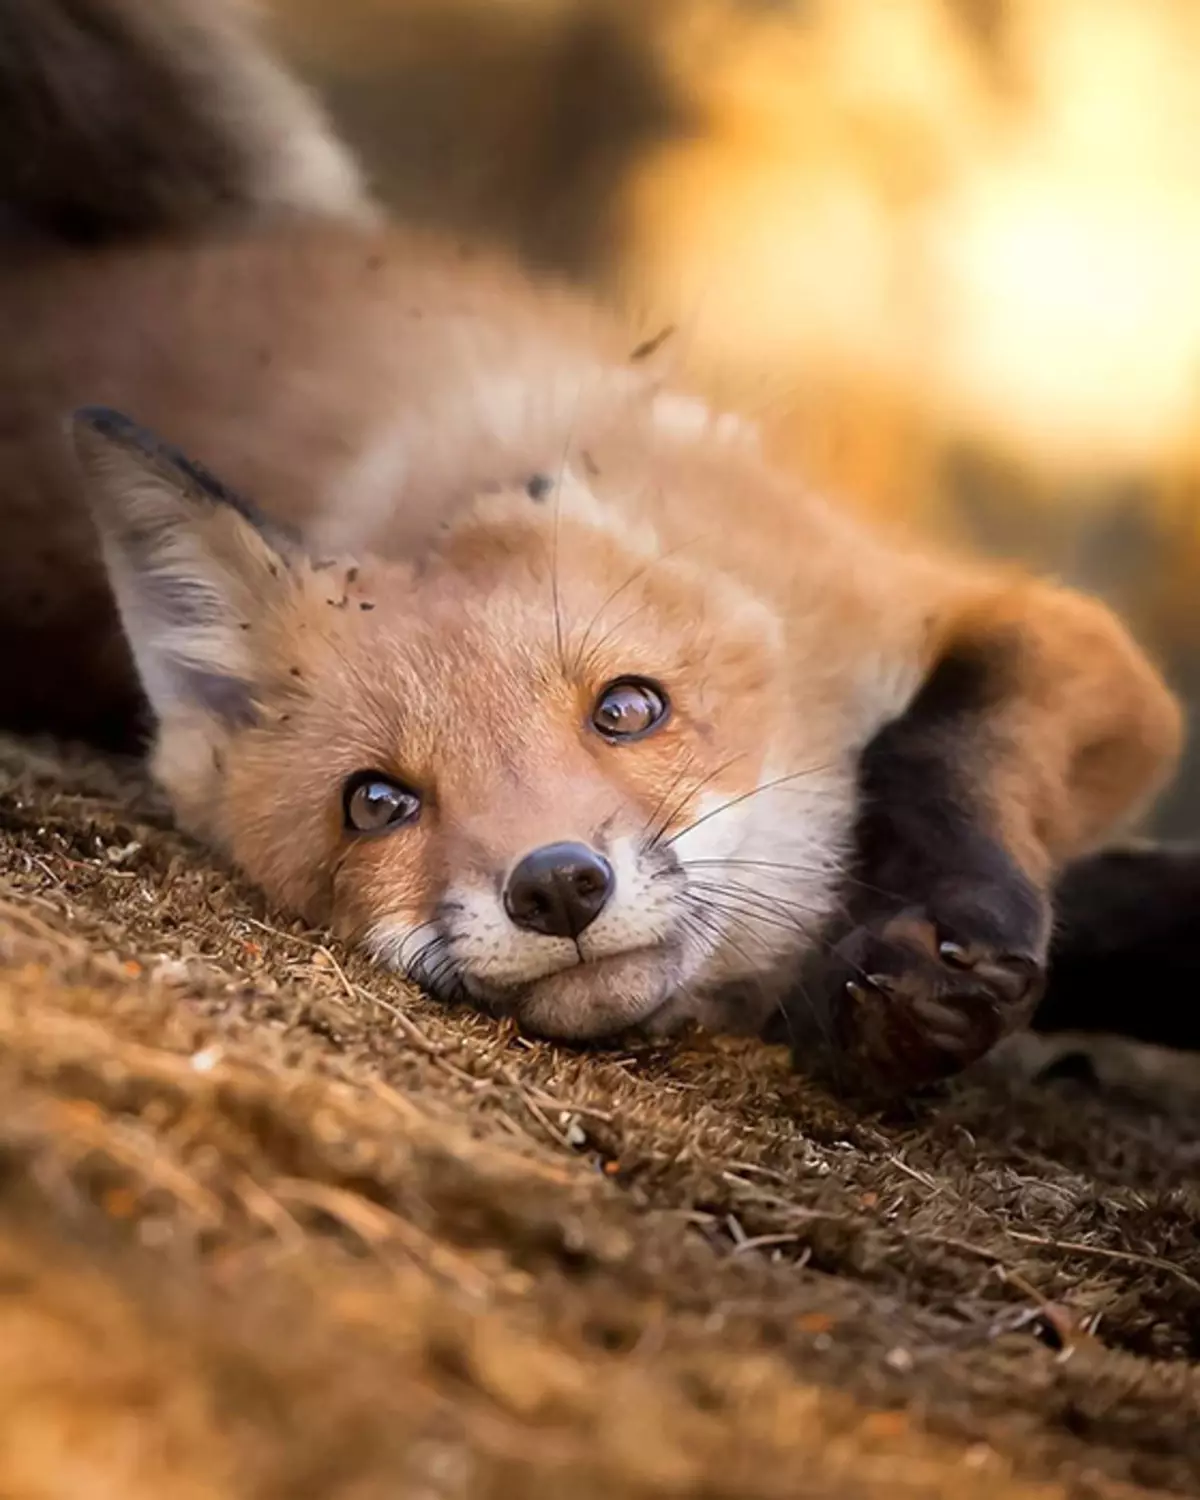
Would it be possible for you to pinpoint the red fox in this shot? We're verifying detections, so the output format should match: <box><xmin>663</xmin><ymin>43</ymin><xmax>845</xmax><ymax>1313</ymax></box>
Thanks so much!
<box><xmin>0</xmin><ymin>0</ymin><xmax>1186</xmax><ymax>1094</ymax></box>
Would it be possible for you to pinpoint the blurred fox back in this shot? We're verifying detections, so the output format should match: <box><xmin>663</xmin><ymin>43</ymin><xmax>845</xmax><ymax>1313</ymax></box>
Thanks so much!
<box><xmin>0</xmin><ymin>0</ymin><xmax>369</xmax><ymax>247</ymax></box>
<box><xmin>0</xmin><ymin>0</ymin><xmax>371</xmax><ymax>744</ymax></box>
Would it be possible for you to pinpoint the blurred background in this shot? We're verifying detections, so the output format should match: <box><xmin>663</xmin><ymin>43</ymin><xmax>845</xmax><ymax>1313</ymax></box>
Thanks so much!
<box><xmin>266</xmin><ymin>0</ymin><xmax>1200</xmax><ymax>834</ymax></box>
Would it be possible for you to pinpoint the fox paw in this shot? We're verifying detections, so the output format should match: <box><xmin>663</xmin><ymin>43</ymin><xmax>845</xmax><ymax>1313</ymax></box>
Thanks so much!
<box><xmin>811</xmin><ymin>905</ymin><xmax>1045</xmax><ymax>1097</ymax></box>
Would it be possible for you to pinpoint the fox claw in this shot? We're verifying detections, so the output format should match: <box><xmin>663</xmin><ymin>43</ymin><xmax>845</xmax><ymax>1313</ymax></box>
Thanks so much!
<box><xmin>809</xmin><ymin>905</ymin><xmax>1045</xmax><ymax>1097</ymax></box>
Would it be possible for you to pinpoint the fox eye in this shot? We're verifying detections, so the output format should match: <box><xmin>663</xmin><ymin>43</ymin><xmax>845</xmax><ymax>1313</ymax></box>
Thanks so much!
<box><xmin>342</xmin><ymin>771</ymin><xmax>422</xmax><ymax>834</ymax></box>
<box><xmin>591</xmin><ymin>678</ymin><xmax>670</xmax><ymax>741</ymax></box>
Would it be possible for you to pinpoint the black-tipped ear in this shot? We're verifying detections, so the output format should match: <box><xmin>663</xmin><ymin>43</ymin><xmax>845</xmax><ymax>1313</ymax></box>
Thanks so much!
<box><xmin>72</xmin><ymin>406</ymin><xmax>298</xmax><ymax>543</ymax></box>
<box><xmin>70</xmin><ymin>407</ymin><xmax>295</xmax><ymax>728</ymax></box>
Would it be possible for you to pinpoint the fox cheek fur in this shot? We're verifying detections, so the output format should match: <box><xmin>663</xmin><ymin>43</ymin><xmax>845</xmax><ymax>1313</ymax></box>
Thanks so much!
<box><xmin>72</xmin><ymin>408</ymin><xmax>856</xmax><ymax>1041</ymax></box>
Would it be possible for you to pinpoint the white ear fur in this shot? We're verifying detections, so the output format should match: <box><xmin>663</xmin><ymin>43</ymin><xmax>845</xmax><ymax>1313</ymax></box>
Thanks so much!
<box><xmin>70</xmin><ymin>407</ymin><xmax>293</xmax><ymax>728</ymax></box>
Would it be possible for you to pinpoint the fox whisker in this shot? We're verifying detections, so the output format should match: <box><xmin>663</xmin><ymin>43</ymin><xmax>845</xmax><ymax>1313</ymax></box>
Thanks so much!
<box><xmin>644</xmin><ymin>752</ymin><xmax>750</xmax><ymax>849</ymax></box>
<box><xmin>638</xmin><ymin>752</ymin><xmax>699</xmax><ymax>846</ymax></box>
<box><xmin>663</xmin><ymin>762</ymin><xmax>841</xmax><ymax>849</ymax></box>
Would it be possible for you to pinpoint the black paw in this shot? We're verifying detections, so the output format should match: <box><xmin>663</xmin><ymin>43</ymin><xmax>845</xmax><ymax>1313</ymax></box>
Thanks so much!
<box><xmin>797</xmin><ymin>902</ymin><xmax>1045</xmax><ymax>1097</ymax></box>
<box><xmin>788</xmin><ymin>628</ymin><xmax>1053</xmax><ymax>1099</ymax></box>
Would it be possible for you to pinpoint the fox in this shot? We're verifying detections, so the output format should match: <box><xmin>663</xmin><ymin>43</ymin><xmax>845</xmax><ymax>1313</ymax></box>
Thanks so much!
<box><xmin>0</xmin><ymin>0</ymin><xmax>1190</xmax><ymax>1095</ymax></box>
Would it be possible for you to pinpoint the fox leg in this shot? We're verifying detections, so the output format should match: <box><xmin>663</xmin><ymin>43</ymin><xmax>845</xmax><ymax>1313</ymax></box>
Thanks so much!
<box><xmin>1038</xmin><ymin>844</ymin><xmax>1200</xmax><ymax>1053</ymax></box>
<box><xmin>788</xmin><ymin>578</ymin><xmax>1183</xmax><ymax>1097</ymax></box>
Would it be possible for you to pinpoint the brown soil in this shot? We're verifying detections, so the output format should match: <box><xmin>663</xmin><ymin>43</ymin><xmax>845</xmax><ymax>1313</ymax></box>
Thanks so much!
<box><xmin>0</xmin><ymin>733</ymin><xmax>1196</xmax><ymax>1499</ymax></box>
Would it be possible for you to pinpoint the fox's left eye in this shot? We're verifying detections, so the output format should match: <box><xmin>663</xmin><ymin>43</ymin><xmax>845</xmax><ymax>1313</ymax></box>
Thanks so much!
<box><xmin>591</xmin><ymin>678</ymin><xmax>670</xmax><ymax>741</ymax></box>
<box><xmin>342</xmin><ymin>771</ymin><xmax>422</xmax><ymax>833</ymax></box>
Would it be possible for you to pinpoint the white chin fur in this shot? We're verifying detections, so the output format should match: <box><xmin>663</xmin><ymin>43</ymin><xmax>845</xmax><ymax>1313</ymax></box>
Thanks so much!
<box><xmin>504</xmin><ymin>949</ymin><xmax>680</xmax><ymax>1040</ymax></box>
<box><xmin>665</xmin><ymin>765</ymin><xmax>851</xmax><ymax>991</ymax></box>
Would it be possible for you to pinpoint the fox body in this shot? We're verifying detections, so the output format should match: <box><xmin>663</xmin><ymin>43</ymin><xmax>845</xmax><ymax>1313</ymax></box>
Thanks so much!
<box><xmin>0</xmin><ymin>1</ymin><xmax>1186</xmax><ymax>1093</ymax></box>
<box><xmin>2</xmin><ymin>223</ymin><xmax>1181</xmax><ymax>1087</ymax></box>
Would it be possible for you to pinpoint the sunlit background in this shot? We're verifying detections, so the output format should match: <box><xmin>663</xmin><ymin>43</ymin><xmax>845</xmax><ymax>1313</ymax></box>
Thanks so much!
<box><xmin>268</xmin><ymin>0</ymin><xmax>1200</xmax><ymax>834</ymax></box>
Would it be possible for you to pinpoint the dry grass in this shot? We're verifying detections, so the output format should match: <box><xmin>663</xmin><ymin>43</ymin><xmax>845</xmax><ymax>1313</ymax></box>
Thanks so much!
<box><xmin>0</xmin><ymin>733</ymin><xmax>1196</xmax><ymax>1498</ymax></box>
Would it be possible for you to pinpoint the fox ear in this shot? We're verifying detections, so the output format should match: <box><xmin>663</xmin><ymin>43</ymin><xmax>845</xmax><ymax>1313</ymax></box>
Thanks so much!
<box><xmin>70</xmin><ymin>407</ymin><xmax>296</xmax><ymax>729</ymax></box>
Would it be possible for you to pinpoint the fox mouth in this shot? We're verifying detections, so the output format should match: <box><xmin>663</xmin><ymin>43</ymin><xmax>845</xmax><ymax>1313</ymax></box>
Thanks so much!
<box><xmin>364</xmin><ymin>815</ymin><xmax>844</xmax><ymax>1041</ymax></box>
<box><xmin>364</xmin><ymin>898</ymin><xmax>688</xmax><ymax>1039</ymax></box>
<box><xmin>465</xmin><ymin>944</ymin><xmax>684</xmax><ymax>1041</ymax></box>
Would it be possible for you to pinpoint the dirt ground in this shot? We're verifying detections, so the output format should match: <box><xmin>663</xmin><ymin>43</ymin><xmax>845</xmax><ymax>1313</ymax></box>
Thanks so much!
<box><xmin>0</xmin><ymin>733</ymin><xmax>1196</xmax><ymax>1499</ymax></box>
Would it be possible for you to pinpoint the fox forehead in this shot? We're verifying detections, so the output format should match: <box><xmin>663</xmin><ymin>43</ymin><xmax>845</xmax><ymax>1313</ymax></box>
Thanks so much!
<box><xmin>266</xmin><ymin>474</ymin><xmax>788</xmax><ymax>752</ymax></box>
<box><xmin>273</xmin><ymin>556</ymin><xmax>780</xmax><ymax>783</ymax></box>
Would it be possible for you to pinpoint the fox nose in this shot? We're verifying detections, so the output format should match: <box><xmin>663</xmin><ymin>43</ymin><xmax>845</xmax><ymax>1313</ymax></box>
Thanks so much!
<box><xmin>504</xmin><ymin>842</ymin><xmax>614</xmax><ymax>939</ymax></box>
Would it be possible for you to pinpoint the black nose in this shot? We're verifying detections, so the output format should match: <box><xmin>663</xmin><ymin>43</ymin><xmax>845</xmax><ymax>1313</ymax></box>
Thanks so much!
<box><xmin>504</xmin><ymin>842</ymin><xmax>614</xmax><ymax>939</ymax></box>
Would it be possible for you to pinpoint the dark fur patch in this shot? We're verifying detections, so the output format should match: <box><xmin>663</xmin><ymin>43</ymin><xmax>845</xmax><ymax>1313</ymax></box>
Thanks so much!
<box><xmin>0</xmin><ymin>0</ymin><xmax>295</xmax><ymax>245</ymax></box>
<box><xmin>848</xmin><ymin>636</ymin><xmax>1042</xmax><ymax>952</ymax></box>
<box><xmin>74</xmin><ymin>406</ymin><xmax>300</xmax><ymax>550</ymax></box>
<box><xmin>774</xmin><ymin>635</ymin><xmax>1046</xmax><ymax>1079</ymax></box>
<box><xmin>1038</xmin><ymin>846</ymin><xmax>1200</xmax><ymax>1052</ymax></box>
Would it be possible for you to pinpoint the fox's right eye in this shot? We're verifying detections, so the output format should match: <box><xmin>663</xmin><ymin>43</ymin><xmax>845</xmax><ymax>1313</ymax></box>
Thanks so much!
<box><xmin>342</xmin><ymin>772</ymin><xmax>422</xmax><ymax>834</ymax></box>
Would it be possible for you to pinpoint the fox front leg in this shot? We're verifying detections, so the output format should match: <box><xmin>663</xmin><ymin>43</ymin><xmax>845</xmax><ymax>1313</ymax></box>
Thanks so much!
<box><xmin>786</xmin><ymin>577</ymin><xmax>1183</xmax><ymax>1098</ymax></box>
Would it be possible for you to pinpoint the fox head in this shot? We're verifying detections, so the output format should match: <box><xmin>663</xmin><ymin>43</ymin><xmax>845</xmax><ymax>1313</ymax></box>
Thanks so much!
<box><xmin>71</xmin><ymin>407</ymin><xmax>855</xmax><ymax>1041</ymax></box>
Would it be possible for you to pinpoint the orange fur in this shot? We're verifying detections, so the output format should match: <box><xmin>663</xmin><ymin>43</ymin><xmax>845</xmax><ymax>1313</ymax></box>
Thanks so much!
<box><xmin>0</xmin><ymin>215</ymin><xmax>1178</xmax><ymax>1048</ymax></box>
